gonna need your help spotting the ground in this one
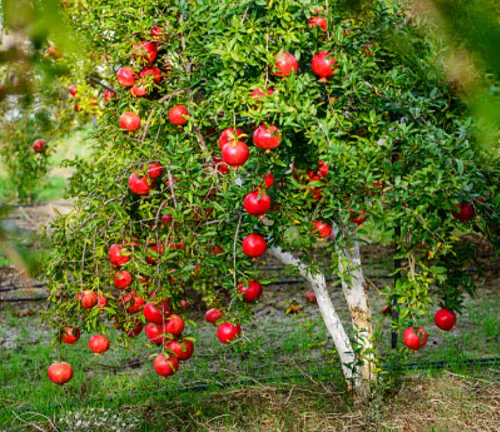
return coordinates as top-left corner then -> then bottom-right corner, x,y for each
0,132 -> 499,431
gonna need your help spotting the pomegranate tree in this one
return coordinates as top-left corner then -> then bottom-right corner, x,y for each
44,0 -> 500,400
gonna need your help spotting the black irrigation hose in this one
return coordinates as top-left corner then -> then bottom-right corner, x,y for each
2,264 -> 500,302
5,356 -> 499,416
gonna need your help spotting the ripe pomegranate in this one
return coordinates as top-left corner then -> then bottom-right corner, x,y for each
148,162 -> 163,179
140,66 -> 162,83
273,52 -> 298,77
33,139 -> 47,153
124,320 -> 143,337
61,326 -> 80,344
143,300 -> 171,324
251,88 -> 275,100
166,339 -> 194,361
121,292 -> 145,314
305,290 -> 317,304
253,124 -> 281,150
434,308 -> 456,331
47,46 -> 62,59
80,290 -> 97,309
452,203 -> 475,222
108,244 -> 130,266
312,220 -> 332,238
403,327 -> 428,351
131,82 -> 147,97
222,141 -> 249,167
161,214 -> 173,226
103,90 -> 116,101
180,299 -> 192,309
243,190 -> 271,216
116,66 -> 137,87
212,246 -> 224,256
213,156 -> 230,174
133,41 -> 157,63
128,172 -> 152,195
261,174 -> 274,191
308,16 -> 328,31
146,243 -> 164,264
217,322 -> 241,343
237,280 -> 263,303
119,112 -> 141,131
47,362 -> 73,385
311,51 -> 337,81
218,127 -> 243,149
205,308 -> 224,324
96,294 -> 108,310
154,353 -> 179,377
74,104 -> 79,112
165,314 -> 185,336
318,161 -> 329,177
151,25 -> 169,41
145,322 -> 166,344
114,270 -> 132,289
69,85 -> 77,96
168,105 -> 189,125
88,335 -> 110,354
242,233 -> 267,257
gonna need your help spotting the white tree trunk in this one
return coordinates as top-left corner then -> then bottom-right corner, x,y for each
268,246 -> 360,388
334,226 -> 376,396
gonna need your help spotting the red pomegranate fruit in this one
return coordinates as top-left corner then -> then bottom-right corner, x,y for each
243,190 -> 271,216
217,322 -> 241,343
148,162 -> 163,179
108,244 -> 130,266
114,270 -> 132,289
47,362 -> 73,385
311,51 -> 337,81
242,234 -> 267,257
116,66 -> 137,87
168,105 -> 189,125
251,88 -> 275,100
308,16 -> 328,31
104,90 -> 116,101
434,308 -> 457,331
140,66 -> 162,83
451,203 -> 475,222
121,292 -> 145,314
166,339 -> 194,361
88,335 -> 110,354
61,326 -> 80,344
33,139 -> 47,153
205,308 -> 224,324
403,327 -> 428,351
151,25 -> 169,41
165,314 -> 185,336
273,52 -> 298,77
264,173 -> 274,189
218,127 -> 243,149
69,85 -> 77,96
253,124 -> 281,150
123,320 -> 143,337
119,112 -> 141,131
154,353 -> 179,377
222,141 -> 249,167
237,280 -> 263,303
143,300 -> 171,324
312,220 -> 332,238
133,41 -> 157,63
145,322 -> 166,345
128,172 -> 152,195
305,290 -> 317,304
80,290 -> 97,309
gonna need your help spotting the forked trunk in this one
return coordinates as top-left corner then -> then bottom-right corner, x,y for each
268,247 -> 360,389
335,226 -> 376,399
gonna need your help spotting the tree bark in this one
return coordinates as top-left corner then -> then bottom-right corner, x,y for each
268,246 -> 359,388
334,226 -> 376,398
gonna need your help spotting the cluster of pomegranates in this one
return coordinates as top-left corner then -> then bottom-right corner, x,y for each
402,308 -> 457,351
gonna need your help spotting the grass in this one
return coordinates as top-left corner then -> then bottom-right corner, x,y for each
0,289 -> 499,431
